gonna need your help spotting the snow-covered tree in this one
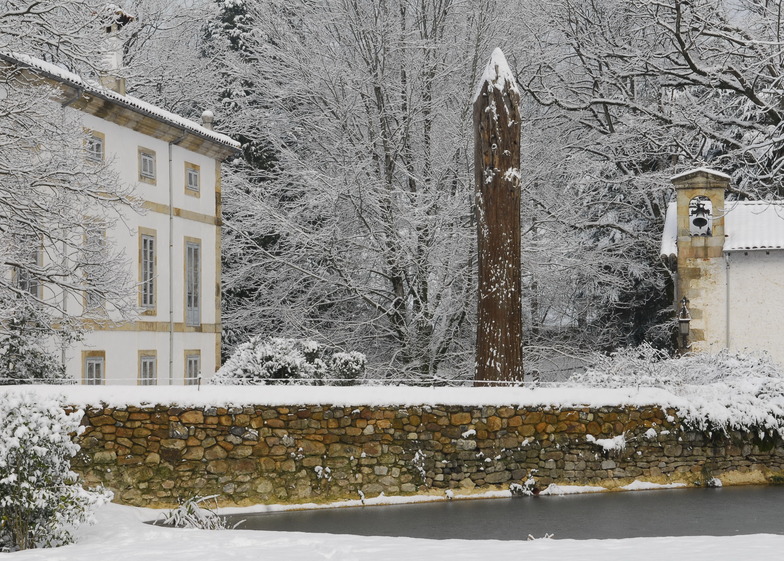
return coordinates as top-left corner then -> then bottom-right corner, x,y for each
119,0 -> 784,377
516,106 -> 671,362
0,307 -> 69,385
506,0 -> 784,357
516,0 -> 784,196
0,2 -> 137,345
218,0 -> 516,380
0,392 -> 110,551
115,1 -> 225,118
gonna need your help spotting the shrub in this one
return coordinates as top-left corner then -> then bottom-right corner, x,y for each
571,345 -> 784,435
157,495 -> 236,530
0,314 -> 70,385
211,336 -> 365,385
0,392 -> 110,551
573,344 -> 784,389
328,351 -> 366,386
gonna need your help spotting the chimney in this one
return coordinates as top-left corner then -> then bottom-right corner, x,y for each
201,110 -> 215,130
99,6 -> 134,95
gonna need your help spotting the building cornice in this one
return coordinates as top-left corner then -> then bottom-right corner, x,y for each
0,52 -> 241,161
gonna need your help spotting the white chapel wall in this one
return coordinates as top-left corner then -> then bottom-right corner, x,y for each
726,250 -> 784,367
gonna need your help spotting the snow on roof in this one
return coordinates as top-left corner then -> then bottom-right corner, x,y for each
724,201 -> 784,251
1,52 -> 240,151
660,200 -> 784,258
472,47 -> 519,104
660,201 -> 678,258
670,167 -> 732,182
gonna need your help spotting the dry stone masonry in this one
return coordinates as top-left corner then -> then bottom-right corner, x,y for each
72,403 -> 784,507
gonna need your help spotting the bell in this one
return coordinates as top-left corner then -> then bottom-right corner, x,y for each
692,217 -> 708,228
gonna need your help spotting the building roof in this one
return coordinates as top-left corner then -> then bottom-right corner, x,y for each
660,201 -> 678,258
670,167 -> 732,182
0,51 -> 240,159
661,200 -> 784,259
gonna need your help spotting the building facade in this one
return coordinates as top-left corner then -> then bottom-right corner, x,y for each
1,52 -> 239,385
660,168 -> 784,366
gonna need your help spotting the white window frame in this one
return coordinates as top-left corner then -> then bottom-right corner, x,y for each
141,233 -> 155,309
86,133 -> 104,162
187,167 -> 200,192
185,353 -> 201,386
85,357 -> 104,385
85,228 -> 106,309
139,150 -> 155,179
139,354 -> 156,386
15,243 -> 40,298
185,240 -> 201,326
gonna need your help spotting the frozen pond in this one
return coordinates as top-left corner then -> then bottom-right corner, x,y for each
225,486 -> 784,540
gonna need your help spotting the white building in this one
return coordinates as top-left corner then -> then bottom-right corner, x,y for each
660,168 -> 784,366
0,50 -> 240,385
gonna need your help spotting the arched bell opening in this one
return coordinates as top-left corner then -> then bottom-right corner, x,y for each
689,195 -> 713,236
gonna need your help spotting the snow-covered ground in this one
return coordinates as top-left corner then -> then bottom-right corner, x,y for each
5,368 -> 784,558
9,496 -> 784,561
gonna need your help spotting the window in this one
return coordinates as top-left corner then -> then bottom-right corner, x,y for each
83,352 -> 105,385
139,353 -> 157,386
14,244 -> 41,298
185,240 -> 201,326
185,352 -> 201,385
140,231 -> 156,310
138,148 -> 156,183
185,162 -> 200,196
86,131 -> 105,162
84,227 -> 106,309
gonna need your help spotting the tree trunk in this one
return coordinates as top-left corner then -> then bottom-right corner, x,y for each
473,48 -> 524,385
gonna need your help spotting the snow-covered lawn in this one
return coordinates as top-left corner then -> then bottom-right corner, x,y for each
7,494 -> 784,560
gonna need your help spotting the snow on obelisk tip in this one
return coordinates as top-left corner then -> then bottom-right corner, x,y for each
472,48 -> 519,103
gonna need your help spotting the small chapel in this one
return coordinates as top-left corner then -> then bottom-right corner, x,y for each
660,168 -> 784,366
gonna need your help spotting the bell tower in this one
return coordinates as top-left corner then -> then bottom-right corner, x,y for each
671,168 -> 730,352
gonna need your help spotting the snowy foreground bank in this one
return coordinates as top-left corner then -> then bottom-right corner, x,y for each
8,495 -> 784,561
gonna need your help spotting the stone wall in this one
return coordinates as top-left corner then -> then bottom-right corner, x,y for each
72,403 -> 784,507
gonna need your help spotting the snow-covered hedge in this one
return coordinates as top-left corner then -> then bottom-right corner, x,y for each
0,393 -> 110,551
574,345 -> 784,435
211,337 -> 366,386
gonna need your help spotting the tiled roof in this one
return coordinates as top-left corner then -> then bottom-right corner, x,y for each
0,51 -> 240,151
660,200 -> 784,258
